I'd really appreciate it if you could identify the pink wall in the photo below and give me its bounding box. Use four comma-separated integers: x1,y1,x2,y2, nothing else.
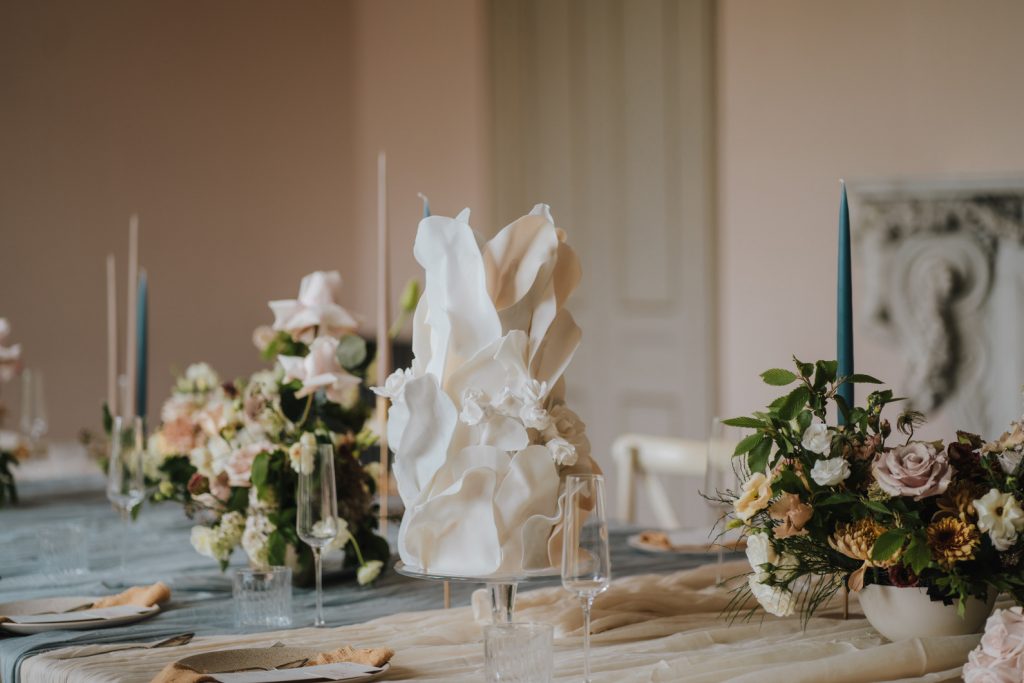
716,0,1024,436
0,0,490,439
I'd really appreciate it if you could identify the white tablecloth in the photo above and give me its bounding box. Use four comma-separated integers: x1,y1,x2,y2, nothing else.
20,561,978,683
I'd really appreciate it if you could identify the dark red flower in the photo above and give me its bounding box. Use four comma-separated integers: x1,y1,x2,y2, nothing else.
187,472,210,496
888,564,920,588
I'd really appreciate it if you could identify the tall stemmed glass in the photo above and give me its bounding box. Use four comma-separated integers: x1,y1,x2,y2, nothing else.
561,474,611,683
297,443,338,628
705,418,742,584
106,416,145,581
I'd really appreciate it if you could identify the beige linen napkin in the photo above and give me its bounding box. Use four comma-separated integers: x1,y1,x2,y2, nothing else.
92,581,172,609
150,646,395,683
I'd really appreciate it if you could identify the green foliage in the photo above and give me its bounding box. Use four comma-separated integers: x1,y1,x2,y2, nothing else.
335,334,368,371
0,450,18,508
760,368,797,386
871,529,908,563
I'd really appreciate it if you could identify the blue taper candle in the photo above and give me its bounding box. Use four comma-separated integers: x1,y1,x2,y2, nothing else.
418,192,431,218
136,269,149,422
837,181,854,420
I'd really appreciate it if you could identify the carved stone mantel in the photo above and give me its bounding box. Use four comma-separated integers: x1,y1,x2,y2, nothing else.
855,179,1024,438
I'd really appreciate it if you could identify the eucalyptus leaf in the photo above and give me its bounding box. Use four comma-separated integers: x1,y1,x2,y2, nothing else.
335,334,368,370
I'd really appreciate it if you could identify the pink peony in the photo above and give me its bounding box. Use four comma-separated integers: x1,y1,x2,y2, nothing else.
224,442,273,487
871,442,952,500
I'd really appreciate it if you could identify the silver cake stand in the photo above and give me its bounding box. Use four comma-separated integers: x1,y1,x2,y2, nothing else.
394,561,560,623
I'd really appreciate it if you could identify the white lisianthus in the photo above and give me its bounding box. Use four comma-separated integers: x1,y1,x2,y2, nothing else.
288,432,318,474
357,560,384,586
459,388,490,426
810,457,851,487
998,451,1023,476
974,489,1024,552
801,416,831,455
747,575,796,617
546,437,578,467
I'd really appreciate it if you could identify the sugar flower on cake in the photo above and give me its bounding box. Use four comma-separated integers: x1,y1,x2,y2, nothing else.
269,270,358,343
383,204,599,576
871,442,952,500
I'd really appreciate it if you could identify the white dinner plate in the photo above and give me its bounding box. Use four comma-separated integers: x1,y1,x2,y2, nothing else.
178,647,390,682
0,596,160,635
627,528,747,555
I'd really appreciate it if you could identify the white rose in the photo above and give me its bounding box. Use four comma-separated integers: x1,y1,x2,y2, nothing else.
288,432,318,474
747,575,796,617
546,436,577,467
326,517,353,552
801,416,832,455
357,560,383,586
459,388,490,426
975,489,1024,552
242,514,276,568
190,526,216,559
745,532,778,580
810,457,851,487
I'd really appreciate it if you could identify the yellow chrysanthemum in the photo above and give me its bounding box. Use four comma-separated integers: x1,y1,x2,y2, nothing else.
830,518,897,566
926,516,980,569
935,481,985,522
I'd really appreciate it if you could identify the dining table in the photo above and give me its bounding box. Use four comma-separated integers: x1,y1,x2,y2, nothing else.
0,464,981,683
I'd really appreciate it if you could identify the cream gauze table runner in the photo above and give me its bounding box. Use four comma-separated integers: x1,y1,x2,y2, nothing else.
20,561,983,683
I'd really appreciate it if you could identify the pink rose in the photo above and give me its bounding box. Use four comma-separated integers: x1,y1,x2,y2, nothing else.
224,442,273,487
162,417,199,454
871,442,952,500
964,606,1024,682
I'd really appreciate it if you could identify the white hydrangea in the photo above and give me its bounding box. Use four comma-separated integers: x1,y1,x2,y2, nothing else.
190,511,245,563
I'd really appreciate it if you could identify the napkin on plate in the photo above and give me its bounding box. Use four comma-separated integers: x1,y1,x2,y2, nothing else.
0,582,171,624
93,581,172,609
152,646,395,683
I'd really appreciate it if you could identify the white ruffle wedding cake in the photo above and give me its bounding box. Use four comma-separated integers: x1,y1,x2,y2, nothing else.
377,204,599,577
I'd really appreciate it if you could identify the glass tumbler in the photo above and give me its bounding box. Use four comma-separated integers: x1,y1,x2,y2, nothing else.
39,522,89,580
233,566,293,629
484,622,554,683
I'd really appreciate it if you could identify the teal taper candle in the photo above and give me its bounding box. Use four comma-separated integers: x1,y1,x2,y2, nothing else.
419,192,431,218
837,181,854,420
135,269,149,422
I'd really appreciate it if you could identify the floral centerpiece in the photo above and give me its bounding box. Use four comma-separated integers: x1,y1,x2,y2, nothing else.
714,358,1024,626
0,318,24,507
144,271,391,584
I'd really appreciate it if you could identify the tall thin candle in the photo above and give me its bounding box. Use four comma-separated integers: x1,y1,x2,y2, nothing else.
136,269,149,422
376,152,391,535
125,215,139,420
417,192,431,218
105,254,118,416
837,181,854,420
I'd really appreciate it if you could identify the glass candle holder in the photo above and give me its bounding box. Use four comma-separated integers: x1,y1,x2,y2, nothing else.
233,566,292,630
484,622,554,683
39,522,89,581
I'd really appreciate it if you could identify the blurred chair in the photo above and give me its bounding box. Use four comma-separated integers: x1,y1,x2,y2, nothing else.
612,434,708,528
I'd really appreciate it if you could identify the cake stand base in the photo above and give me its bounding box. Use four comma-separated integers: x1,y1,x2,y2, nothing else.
394,561,559,623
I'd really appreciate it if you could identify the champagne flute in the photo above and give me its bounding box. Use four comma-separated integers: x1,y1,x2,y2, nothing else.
297,443,338,628
106,416,145,581
706,418,742,584
561,474,611,683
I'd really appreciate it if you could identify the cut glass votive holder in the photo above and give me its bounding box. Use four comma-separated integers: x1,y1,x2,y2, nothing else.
484,622,554,683
233,566,292,629
39,522,89,580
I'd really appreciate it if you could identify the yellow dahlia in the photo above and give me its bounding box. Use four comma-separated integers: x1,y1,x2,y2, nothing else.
926,516,980,568
830,518,891,564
